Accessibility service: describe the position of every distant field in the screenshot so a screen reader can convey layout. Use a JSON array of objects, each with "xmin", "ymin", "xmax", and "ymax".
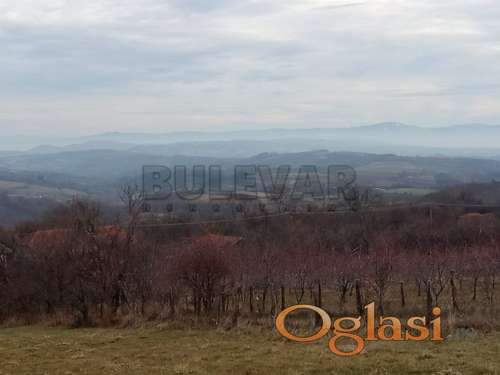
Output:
[
  {"xmin": 381, "ymin": 187, "xmax": 438, "ymax": 196},
  {"xmin": 0, "ymin": 327, "xmax": 499, "ymax": 375},
  {"xmin": 0, "ymin": 180, "xmax": 86, "ymax": 201}
]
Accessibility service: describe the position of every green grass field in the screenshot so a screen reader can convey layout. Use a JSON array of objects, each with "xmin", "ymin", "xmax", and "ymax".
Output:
[{"xmin": 1, "ymin": 326, "xmax": 499, "ymax": 375}]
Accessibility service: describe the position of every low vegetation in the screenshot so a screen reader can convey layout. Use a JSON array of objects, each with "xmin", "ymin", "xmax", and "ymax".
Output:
[{"xmin": 0, "ymin": 326, "xmax": 499, "ymax": 374}]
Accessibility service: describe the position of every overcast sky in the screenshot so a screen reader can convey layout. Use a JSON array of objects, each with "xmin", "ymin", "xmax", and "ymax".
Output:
[{"xmin": 1, "ymin": 0, "xmax": 500, "ymax": 137}]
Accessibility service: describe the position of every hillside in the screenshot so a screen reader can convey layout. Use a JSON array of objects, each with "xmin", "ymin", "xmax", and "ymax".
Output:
[
  {"xmin": 1, "ymin": 149, "xmax": 499, "ymax": 187},
  {"xmin": 4, "ymin": 123, "xmax": 500, "ymax": 158}
]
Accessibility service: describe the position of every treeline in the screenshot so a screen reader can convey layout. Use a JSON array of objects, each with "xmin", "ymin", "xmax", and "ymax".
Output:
[
  {"xmin": 0, "ymin": 192, "xmax": 57, "ymax": 227},
  {"xmin": 0, "ymin": 198, "xmax": 499, "ymax": 331}
]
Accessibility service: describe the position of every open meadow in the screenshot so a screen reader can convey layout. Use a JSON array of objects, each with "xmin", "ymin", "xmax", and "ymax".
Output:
[{"xmin": 0, "ymin": 326, "xmax": 499, "ymax": 375}]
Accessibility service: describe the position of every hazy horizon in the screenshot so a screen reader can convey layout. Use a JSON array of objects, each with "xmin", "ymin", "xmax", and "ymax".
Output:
[
  {"xmin": 3, "ymin": 121, "xmax": 500, "ymax": 153},
  {"xmin": 3, "ymin": 121, "xmax": 500, "ymax": 144}
]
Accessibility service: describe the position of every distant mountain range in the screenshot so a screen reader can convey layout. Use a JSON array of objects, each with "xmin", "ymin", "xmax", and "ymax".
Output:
[
  {"xmin": 2, "ymin": 122, "xmax": 500, "ymax": 158},
  {"xmin": 76, "ymin": 122, "xmax": 500, "ymax": 143},
  {"xmin": 75, "ymin": 122, "xmax": 500, "ymax": 149}
]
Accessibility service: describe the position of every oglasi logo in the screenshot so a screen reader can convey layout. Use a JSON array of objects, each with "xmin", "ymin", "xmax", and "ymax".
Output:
[{"xmin": 275, "ymin": 303, "xmax": 443, "ymax": 356}]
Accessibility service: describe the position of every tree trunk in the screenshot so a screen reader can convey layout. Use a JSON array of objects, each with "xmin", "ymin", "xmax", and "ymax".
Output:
[
  {"xmin": 261, "ymin": 287, "xmax": 267, "ymax": 314},
  {"xmin": 355, "ymin": 280, "xmax": 364, "ymax": 316},
  {"xmin": 317, "ymin": 282, "xmax": 322, "ymax": 308},
  {"xmin": 249, "ymin": 287, "xmax": 254, "ymax": 313},
  {"xmin": 450, "ymin": 271, "xmax": 460, "ymax": 313},
  {"xmin": 472, "ymin": 277, "xmax": 478, "ymax": 301},
  {"xmin": 280, "ymin": 285, "xmax": 286, "ymax": 311},
  {"xmin": 400, "ymin": 281, "xmax": 406, "ymax": 308},
  {"xmin": 426, "ymin": 281, "xmax": 433, "ymax": 325}
]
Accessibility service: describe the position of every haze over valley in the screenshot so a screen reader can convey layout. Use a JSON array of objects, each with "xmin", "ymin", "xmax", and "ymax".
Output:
[{"xmin": 2, "ymin": 122, "xmax": 500, "ymax": 226}]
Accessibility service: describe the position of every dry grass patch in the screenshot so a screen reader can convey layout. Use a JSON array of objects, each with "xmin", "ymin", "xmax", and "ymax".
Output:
[{"xmin": 0, "ymin": 326, "xmax": 499, "ymax": 375}]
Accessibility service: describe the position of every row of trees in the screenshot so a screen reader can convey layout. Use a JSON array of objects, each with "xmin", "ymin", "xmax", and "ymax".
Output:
[{"xmin": 0, "ymin": 198, "xmax": 499, "ymax": 329}]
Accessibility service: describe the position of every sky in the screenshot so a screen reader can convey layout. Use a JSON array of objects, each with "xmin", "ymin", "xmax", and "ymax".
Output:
[{"xmin": 1, "ymin": 0, "xmax": 500, "ymax": 138}]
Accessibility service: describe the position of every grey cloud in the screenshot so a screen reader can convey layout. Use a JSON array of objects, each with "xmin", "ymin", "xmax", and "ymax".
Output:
[
  {"xmin": 0, "ymin": 20, "xmax": 306, "ymax": 93},
  {"xmin": 169, "ymin": 0, "xmax": 246, "ymax": 13},
  {"xmin": 310, "ymin": 2, "xmax": 366, "ymax": 11},
  {"xmin": 168, "ymin": 0, "xmax": 281, "ymax": 15},
  {"xmin": 0, "ymin": 0, "xmax": 500, "ymax": 135}
]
